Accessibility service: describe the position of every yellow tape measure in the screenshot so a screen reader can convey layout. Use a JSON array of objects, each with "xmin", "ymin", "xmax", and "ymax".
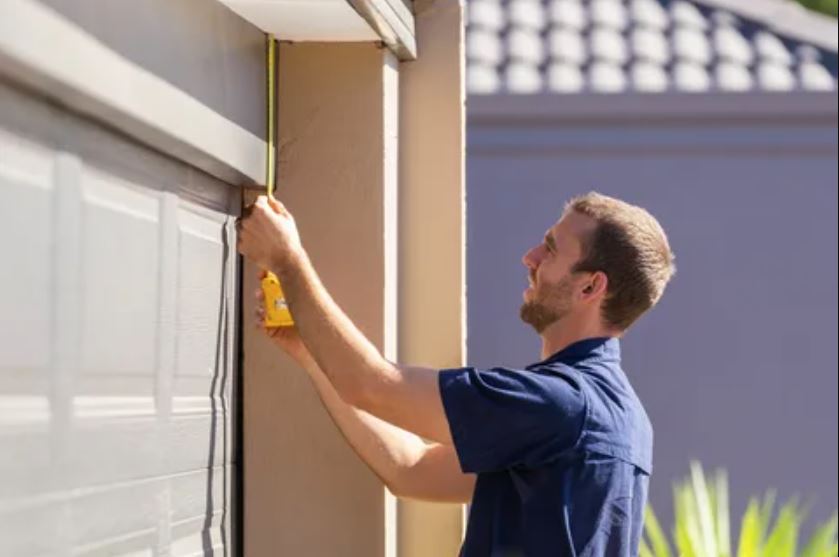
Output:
[{"xmin": 261, "ymin": 33, "xmax": 294, "ymax": 328}]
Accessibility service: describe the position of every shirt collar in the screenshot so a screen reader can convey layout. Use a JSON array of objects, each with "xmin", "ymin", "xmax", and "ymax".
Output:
[{"xmin": 536, "ymin": 337, "xmax": 621, "ymax": 367}]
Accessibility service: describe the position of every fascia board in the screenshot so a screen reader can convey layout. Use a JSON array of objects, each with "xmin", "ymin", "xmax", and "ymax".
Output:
[{"xmin": 221, "ymin": 0, "xmax": 417, "ymax": 59}]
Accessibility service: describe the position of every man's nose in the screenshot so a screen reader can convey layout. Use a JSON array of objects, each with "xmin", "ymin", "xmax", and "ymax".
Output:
[{"xmin": 522, "ymin": 246, "xmax": 539, "ymax": 269}]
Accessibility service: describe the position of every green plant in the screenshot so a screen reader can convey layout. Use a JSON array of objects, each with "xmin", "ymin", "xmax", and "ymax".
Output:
[
  {"xmin": 640, "ymin": 462, "xmax": 838, "ymax": 557},
  {"xmin": 796, "ymin": 0, "xmax": 838, "ymax": 18}
]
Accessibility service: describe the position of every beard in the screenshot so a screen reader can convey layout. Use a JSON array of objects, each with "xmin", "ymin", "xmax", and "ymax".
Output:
[{"xmin": 520, "ymin": 274, "xmax": 575, "ymax": 333}]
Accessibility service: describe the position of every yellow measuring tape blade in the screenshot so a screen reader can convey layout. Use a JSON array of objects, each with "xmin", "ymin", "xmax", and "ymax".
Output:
[
  {"xmin": 261, "ymin": 33, "xmax": 294, "ymax": 328},
  {"xmin": 266, "ymin": 32, "xmax": 276, "ymax": 198}
]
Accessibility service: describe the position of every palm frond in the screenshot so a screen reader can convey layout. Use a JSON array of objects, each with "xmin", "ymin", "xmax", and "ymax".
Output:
[{"xmin": 642, "ymin": 463, "xmax": 837, "ymax": 557}]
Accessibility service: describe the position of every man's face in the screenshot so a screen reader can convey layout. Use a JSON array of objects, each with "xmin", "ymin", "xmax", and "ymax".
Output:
[{"xmin": 520, "ymin": 212, "xmax": 594, "ymax": 333}]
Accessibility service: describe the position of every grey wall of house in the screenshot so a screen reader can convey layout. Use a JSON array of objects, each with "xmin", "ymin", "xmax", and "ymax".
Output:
[
  {"xmin": 466, "ymin": 104, "xmax": 839, "ymax": 531},
  {"xmin": 36, "ymin": 0, "xmax": 266, "ymax": 138}
]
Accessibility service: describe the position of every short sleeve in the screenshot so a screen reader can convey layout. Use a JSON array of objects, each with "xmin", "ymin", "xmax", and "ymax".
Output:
[{"xmin": 438, "ymin": 366, "xmax": 586, "ymax": 473}]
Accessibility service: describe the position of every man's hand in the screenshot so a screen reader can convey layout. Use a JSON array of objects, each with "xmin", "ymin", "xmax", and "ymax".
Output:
[
  {"xmin": 237, "ymin": 195, "xmax": 303, "ymax": 271},
  {"xmin": 253, "ymin": 271, "xmax": 312, "ymax": 365}
]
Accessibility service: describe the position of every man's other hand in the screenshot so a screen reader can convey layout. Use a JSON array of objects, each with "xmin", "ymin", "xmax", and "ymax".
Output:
[{"xmin": 253, "ymin": 272, "xmax": 311, "ymax": 365}]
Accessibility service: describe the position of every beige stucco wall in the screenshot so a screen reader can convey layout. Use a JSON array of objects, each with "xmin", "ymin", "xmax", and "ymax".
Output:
[
  {"xmin": 397, "ymin": 1, "xmax": 467, "ymax": 556},
  {"xmin": 244, "ymin": 2, "xmax": 465, "ymax": 554},
  {"xmin": 243, "ymin": 42, "xmax": 397, "ymax": 557}
]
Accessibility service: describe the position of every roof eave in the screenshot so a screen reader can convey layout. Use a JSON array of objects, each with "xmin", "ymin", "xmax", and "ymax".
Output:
[
  {"xmin": 219, "ymin": 0, "xmax": 417, "ymax": 60},
  {"xmin": 467, "ymin": 91, "xmax": 839, "ymax": 123}
]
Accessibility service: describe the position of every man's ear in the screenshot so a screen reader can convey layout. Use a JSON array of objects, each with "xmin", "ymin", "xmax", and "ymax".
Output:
[{"xmin": 582, "ymin": 271, "xmax": 608, "ymax": 299}]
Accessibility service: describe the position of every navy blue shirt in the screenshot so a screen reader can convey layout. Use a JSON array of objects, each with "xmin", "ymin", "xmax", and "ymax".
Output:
[{"xmin": 439, "ymin": 337, "xmax": 653, "ymax": 557}]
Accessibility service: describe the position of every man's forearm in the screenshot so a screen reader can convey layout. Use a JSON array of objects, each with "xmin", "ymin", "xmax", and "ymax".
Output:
[
  {"xmin": 276, "ymin": 250, "xmax": 396, "ymax": 401},
  {"xmin": 292, "ymin": 350, "xmax": 427, "ymax": 494},
  {"xmin": 238, "ymin": 196, "xmax": 451, "ymax": 444},
  {"xmin": 274, "ymin": 249, "xmax": 453, "ymax": 444}
]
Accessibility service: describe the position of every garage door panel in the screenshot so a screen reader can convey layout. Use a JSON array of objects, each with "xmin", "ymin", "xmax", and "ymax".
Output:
[
  {"xmin": 0, "ymin": 81, "xmax": 238, "ymax": 555},
  {"xmin": 171, "ymin": 517, "xmax": 227, "ymax": 557},
  {"xmin": 177, "ymin": 205, "xmax": 229, "ymax": 379},
  {"xmin": 0, "ymin": 464, "xmax": 231, "ymax": 556},
  {"xmin": 0, "ymin": 495, "xmax": 64, "ymax": 556},
  {"xmin": 80, "ymin": 165, "xmax": 160, "ymax": 377},
  {"xmin": 0, "ymin": 108, "xmax": 58, "ymax": 508},
  {"xmin": 78, "ymin": 541, "xmax": 156, "ymax": 557},
  {"xmin": 70, "ymin": 481, "xmax": 159, "ymax": 552},
  {"xmin": 168, "ymin": 466, "xmax": 231, "ymax": 556},
  {"xmin": 72, "ymin": 393, "xmax": 156, "ymax": 419},
  {"xmin": 67, "ymin": 418, "xmax": 162, "ymax": 488},
  {"xmin": 0, "ymin": 131, "xmax": 53, "ymax": 373},
  {"xmin": 170, "ymin": 465, "xmax": 229, "ymax": 522},
  {"xmin": 0, "ymin": 420, "xmax": 50, "ymax": 499},
  {"xmin": 165, "ymin": 414, "xmax": 230, "ymax": 473},
  {"xmin": 171, "ymin": 392, "xmax": 220, "ymax": 416},
  {"xmin": 2, "ymin": 412, "xmax": 229, "ymax": 499},
  {"xmin": 71, "ymin": 394, "xmax": 158, "ymax": 426}
]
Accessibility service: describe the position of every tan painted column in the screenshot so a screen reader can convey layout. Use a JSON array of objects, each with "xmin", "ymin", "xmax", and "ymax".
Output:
[
  {"xmin": 397, "ymin": 1, "xmax": 468, "ymax": 556},
  {"xmin": 243, "ymin": 42, "xmax": 399, "ymax": 557}
]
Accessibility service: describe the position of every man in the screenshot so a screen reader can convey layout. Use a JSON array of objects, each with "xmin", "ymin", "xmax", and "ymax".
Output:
[{"xmin": 237, "ymin": 192, "xmax": 675, "ymax": 556}]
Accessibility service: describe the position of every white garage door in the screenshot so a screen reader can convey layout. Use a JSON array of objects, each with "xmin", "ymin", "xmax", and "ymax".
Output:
[{"xmin": 0, "ymin": 80, "xmax": 239, "ymax": 556}]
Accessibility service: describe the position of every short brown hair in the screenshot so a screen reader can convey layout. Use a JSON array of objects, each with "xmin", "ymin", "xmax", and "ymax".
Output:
[{"xmin": 565, "ymin": 192, "xmax": 675, "ymax": 330}]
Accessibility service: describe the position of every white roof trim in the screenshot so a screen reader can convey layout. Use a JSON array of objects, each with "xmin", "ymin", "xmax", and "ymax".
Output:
[
  {"xmin": 694, "ymin": 0, "xmax": 838, "ymax": 52},
  {"xmin": 220, "ymin": 0, "xmax": 417, "ymax": 60},
  {"xmin": 348, "ymin": 0, "xmax": 417, "ymax": 60},
  {"xmin": 220, "ymin": 0, "xmax": 380, "ymax": 42}
]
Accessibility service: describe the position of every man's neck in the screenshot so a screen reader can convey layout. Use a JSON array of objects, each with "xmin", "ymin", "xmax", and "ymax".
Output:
[{"xmin": 539, "ymin": 319, "xmax": 618, "ymax": 360}]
